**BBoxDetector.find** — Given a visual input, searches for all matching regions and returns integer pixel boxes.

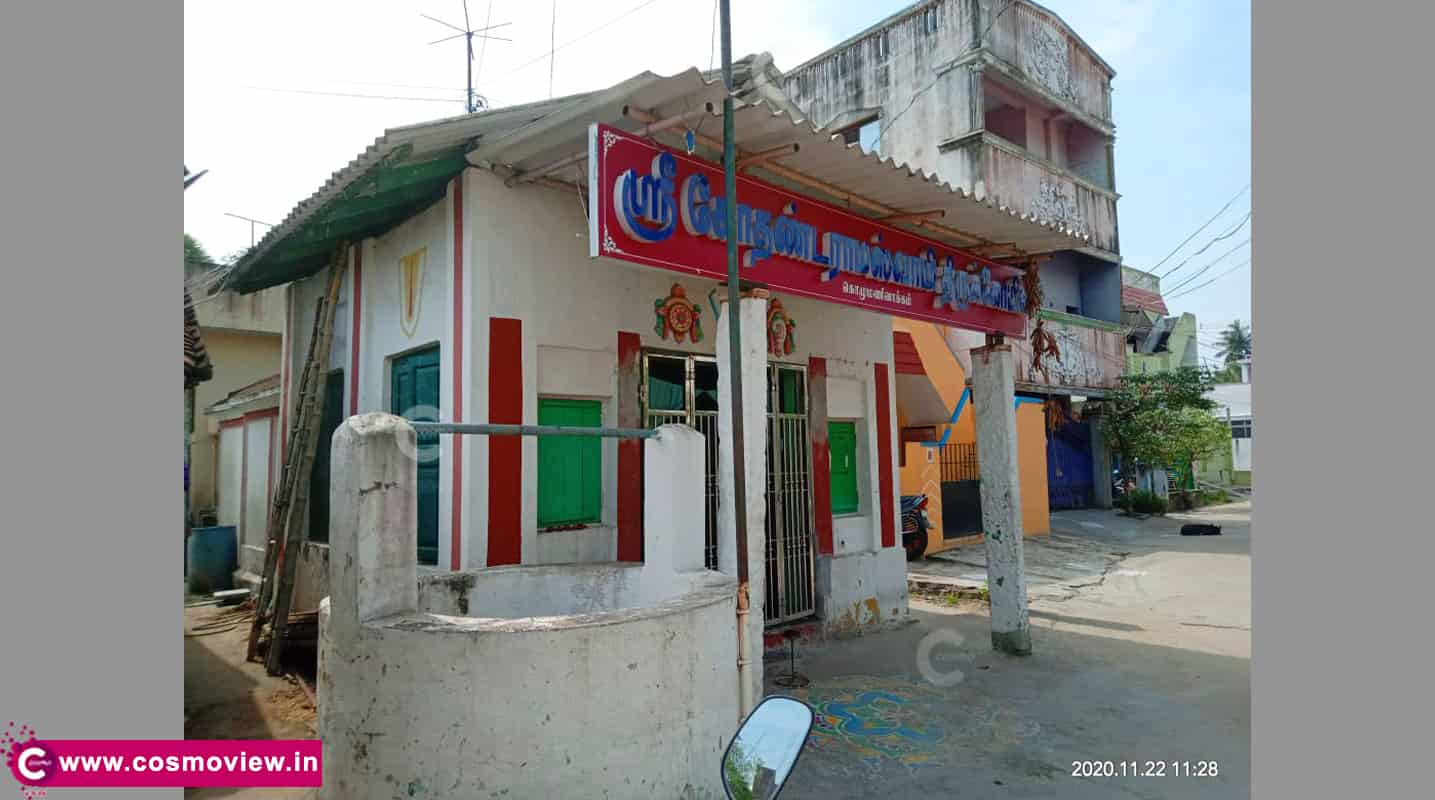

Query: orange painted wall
[892,319,1050,552]
[1016,402,1051,535]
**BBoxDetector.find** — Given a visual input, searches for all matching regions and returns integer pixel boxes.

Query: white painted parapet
[318,415,736,799]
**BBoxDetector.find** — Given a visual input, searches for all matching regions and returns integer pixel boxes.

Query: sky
[184,0,1251,364]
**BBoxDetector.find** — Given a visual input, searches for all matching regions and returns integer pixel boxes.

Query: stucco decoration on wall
[767,297,796,357]
[655,283,703,343]
[1028,178,1084,234]
[1024,23,1078,103]
[1046,325,1101,386]
[398,246,426,338]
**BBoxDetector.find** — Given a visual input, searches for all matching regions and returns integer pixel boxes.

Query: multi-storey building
[781,0,1125,547]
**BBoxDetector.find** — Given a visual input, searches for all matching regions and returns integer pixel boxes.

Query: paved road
[768,502,1251,799]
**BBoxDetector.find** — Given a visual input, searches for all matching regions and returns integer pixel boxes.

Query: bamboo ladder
[247,244,349,674]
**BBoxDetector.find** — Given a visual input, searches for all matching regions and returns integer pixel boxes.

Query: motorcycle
[722,696,815,800]
[900,494,931,562]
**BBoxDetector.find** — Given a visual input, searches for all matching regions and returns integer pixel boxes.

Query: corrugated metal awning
[226,59,1094,294]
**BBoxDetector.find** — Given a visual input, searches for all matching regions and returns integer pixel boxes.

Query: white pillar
[970,342,1031,655]
[323,413,419,644]
[640,424,708,580]
[716,289,769,712]
[319,413,419,797]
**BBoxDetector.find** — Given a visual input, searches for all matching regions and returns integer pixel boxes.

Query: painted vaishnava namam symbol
[767,297,796,357]
[655,283,702,343]
[399,247,427,338]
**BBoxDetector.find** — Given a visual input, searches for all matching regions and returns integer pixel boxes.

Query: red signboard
[587,123,1028,336]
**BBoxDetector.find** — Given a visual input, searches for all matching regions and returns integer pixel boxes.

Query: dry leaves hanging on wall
[1030,319,1061,381]
[1022,257,1061,381]
[1022,258,1045,318]
[1044,396,1071,435]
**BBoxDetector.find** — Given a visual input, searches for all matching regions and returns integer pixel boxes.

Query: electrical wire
[1163,240,1249,295]
[498,0,670,78]
[1166,260,1250,301]
[474,0,495,90]
[239,85,465,103]
[1149,184,1250,274]
[549,0,558,99]
[870,0,1019,152]
[709,0,720,75]
[1158,210,1251,280]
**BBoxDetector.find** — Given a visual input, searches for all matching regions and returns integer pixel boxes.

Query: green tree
[184,233,211,268]
[723,738,759,800]
[1102,367,1230,487]
[1215,320,1252,364]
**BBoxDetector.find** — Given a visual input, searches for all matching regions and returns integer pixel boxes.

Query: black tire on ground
[1180,523,1222,536]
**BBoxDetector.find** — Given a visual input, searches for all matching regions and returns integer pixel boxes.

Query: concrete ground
[184,604,319,800]
[768,502,1250,799]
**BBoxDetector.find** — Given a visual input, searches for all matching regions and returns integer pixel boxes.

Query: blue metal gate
[1047,420,1094,510]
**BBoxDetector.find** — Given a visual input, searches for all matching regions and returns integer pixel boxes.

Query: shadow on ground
[767,602,1249,800]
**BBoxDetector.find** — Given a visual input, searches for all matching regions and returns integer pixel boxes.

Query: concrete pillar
[970,342,1031,656]
[641,424,708,581]
[1090,414,1113,509]
[324,413,419,644]
[716,289,769,711]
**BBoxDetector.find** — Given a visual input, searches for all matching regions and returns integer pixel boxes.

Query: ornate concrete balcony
[937,129,1119,257]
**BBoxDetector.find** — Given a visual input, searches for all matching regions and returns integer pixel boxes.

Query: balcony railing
[938,130,1119,255]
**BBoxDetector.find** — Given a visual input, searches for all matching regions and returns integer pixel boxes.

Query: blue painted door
[391,347,441,565]
[1047,420,1094,510]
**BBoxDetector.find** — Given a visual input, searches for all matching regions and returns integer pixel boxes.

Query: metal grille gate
[764,363,816,625]
[641,353,816,625]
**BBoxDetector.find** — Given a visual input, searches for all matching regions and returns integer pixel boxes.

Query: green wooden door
[307,370,346,543]
[391,347,441,565]
[537,398,602,527]
[828,421,859,515]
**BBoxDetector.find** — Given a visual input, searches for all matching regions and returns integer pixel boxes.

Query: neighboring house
[204,375,280,581]
[1122,266,1199,374]
[185,261,287,526]
[184,166,214,547]
[781,0,1125,551]
[218,53,1092,638]
[184,286,214,545]
[1198,357,1253,488]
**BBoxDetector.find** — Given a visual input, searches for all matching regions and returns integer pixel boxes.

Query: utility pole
[719,0,754,720]
[422,3,511,114]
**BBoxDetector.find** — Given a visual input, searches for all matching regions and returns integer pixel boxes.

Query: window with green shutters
[829,421,859,515]
[537,398,603,527]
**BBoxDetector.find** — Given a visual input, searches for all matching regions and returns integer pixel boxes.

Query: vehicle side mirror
[721,696,815,800]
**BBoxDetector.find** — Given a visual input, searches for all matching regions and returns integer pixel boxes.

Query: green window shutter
[537,399,603,527]
[829,421,859,515]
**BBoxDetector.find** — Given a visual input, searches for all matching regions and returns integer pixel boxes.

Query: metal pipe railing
[408,422,658,439]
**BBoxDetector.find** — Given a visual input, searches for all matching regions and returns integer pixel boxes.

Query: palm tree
[1215,320,1252,364]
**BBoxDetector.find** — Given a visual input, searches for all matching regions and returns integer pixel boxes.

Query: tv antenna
[422,2,511,113]
[224,212,275,247]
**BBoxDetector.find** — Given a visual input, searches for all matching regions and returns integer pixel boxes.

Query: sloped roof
[206,373,281,415]
[225,56,1094,294]
[1122,284,1168,316]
